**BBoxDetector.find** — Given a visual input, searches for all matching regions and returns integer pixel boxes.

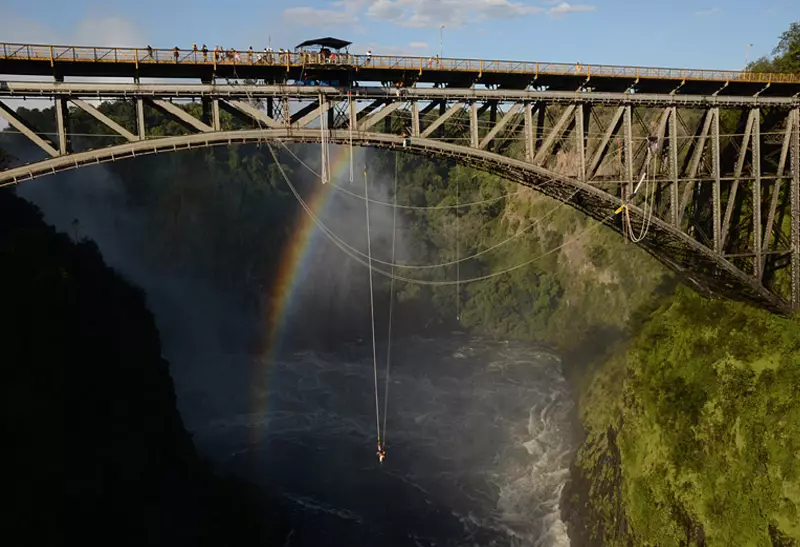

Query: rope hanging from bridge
[363,164,385,461]
[276,141,523,210]
[381,154,399,451]
[274,140,582,270]
[265,142,612,287]
[615,141,656,243]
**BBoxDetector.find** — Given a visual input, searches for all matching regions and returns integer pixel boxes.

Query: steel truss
[1,82,798,314]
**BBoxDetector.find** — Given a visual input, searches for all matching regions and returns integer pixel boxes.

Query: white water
[184,335,576,547]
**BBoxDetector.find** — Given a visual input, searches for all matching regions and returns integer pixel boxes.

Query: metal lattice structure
[1,43,799,314]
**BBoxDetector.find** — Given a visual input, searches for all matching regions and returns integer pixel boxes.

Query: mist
[9,136,410,427]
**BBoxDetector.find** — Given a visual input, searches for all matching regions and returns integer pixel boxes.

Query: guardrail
[2,42,799,84]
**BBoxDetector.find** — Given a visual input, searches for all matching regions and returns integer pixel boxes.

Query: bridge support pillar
[711,107,721,253]
[752,108,762,277]
[575,104,585,181]
[669,106,679,227]
[469,103,479,148]
[212,99,220,131]
[135,99,146,139]
[55,97,70,155]
[791,108,800,311]
[623,105,634,200]
[523,102,534,163]
[201,98,221,131]
[411,101,420,137]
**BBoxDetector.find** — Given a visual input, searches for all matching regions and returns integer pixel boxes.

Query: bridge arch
[0,128,787,314]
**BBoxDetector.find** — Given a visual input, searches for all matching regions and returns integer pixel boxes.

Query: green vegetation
[749,23,800,73]
[562,23,800,546]
[566,288,800,546]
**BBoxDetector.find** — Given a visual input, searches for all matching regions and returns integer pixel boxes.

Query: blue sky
[1,0,799,70]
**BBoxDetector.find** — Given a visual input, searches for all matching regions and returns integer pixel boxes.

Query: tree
[748,21,800,72]
[773,22,800,71]
[0,148,12,170]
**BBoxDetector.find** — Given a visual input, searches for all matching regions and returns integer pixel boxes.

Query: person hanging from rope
[377,440,386,463]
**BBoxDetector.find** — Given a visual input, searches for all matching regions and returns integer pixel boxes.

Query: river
[184,335,577,547]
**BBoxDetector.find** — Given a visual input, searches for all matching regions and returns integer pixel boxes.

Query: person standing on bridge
[173,46,180,63]
[202,44,208,62]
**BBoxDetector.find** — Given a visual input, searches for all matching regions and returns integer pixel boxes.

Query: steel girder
[0,84,799,315]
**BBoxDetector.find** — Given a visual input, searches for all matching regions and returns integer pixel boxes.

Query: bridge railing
[2,42,800,85]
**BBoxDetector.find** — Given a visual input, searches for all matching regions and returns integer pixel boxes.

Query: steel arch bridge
[1,42,799,315]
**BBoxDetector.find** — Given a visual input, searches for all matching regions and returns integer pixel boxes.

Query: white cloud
[283,5,361,27]
[396,0,543,27]
[287,0,554,29]
[694,7,721,16]
[73,17,145,47]
[367,0,405,21]
[0,14,148,129]
[409,41,429,49]
[546,2,595,16]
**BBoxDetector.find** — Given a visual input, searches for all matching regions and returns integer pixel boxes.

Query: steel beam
[721,108,758,249]
[420,102,464,139]
[533,104,575,166]
[294,101,334,129]
[752,108,762,277]
[71,99,137,142]
[575,104,586,181]
[211,99,220,131]
[225,100,280,128]
[150,99,213,133]
[678,109,713,225]
[358,101,402,131]
[762,112,794,258]
[523,102,535,162]
[136,99,145,139]
[470,102,479,148]
[479,103,521,150]
[669,106,679,226]
[587,105,624,179]
[4,82,799,107]
[411,101,420,137]
[623,105,634,199]
[0,100,59,157]
[711,107,721,252]
[791,108,800,309]
[55,98,70,155]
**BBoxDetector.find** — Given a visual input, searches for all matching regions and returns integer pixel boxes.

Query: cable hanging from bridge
[276,141,523,210]
[616,140,656,243]
[265,141,612,287]
[381,153,399,453]
[273,140,582,271]
[363,163,383,459]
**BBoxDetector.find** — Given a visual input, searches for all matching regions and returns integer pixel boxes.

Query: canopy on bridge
[295,37,352,50]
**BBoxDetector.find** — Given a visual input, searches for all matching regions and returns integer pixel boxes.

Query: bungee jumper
[376,440,386,463]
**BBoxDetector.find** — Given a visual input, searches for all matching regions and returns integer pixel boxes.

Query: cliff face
[0,189,287,546]
[562,288,800,547]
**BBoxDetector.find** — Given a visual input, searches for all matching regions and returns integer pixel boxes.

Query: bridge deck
[2,42,799,98]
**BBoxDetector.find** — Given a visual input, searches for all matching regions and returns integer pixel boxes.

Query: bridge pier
[135,99,145,139]
[791,109,800,311]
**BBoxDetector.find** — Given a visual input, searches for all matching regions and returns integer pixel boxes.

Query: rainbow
[251,143,359,432]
